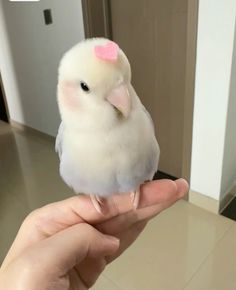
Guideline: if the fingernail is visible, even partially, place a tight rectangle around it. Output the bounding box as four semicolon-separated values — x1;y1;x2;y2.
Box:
175;178;189;197
176;178;186;182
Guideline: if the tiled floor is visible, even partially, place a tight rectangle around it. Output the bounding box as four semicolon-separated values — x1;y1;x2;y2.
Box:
0;121;236;290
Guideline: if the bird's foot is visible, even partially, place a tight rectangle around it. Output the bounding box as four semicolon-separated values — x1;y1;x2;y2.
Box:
90;194;104;214
130;188;140;209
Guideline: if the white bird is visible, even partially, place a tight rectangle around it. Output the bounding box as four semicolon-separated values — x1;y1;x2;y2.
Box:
56;38;160;213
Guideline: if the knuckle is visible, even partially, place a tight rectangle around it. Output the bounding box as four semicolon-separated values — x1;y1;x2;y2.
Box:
22;208;41;227
21;206;50;234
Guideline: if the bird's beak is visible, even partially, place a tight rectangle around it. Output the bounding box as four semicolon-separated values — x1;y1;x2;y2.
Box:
106;84;131;118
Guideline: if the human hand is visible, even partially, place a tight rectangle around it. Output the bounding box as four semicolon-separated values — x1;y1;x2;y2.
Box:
0;179;188;290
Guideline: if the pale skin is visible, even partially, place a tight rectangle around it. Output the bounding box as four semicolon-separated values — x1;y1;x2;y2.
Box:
0;179;188;290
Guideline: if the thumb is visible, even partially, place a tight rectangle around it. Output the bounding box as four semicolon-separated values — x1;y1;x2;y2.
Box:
29;223;119;274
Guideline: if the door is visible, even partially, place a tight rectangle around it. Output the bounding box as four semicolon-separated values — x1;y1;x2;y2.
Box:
0;74;9;123
82;0;197;181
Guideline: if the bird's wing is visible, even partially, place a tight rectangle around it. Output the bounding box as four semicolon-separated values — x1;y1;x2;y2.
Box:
141;104;155;133
55;122;64;159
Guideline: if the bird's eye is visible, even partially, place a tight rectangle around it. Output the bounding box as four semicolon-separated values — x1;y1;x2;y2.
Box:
80;81;90;92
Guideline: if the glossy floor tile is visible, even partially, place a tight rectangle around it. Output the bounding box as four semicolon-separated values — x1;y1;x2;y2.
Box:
91;275;121;290
0;121;236;290
0;121;74;262
184;224;236;290
104;200;233;290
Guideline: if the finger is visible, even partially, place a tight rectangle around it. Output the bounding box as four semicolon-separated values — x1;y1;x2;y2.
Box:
139;178;188;208
24;179;188;240
96;179;188;235
76;220;148;286
75;256;107;288
21;224;119;281
97;178;188;235
175;178;189;198
70;178;188;224
22;178;187;238
106;220;148;263
98;180;188;264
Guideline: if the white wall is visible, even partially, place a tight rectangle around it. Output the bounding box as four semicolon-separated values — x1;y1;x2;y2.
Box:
190;0;236;200
221;27;236;198
0;0;84;136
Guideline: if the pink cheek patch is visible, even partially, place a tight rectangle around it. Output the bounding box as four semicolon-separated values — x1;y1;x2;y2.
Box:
60;81;80;111
94;41;119;62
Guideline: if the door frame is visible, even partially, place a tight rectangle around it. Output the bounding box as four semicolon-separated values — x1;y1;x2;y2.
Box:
82;0;199;185
181;0;198;182
81;0;112;38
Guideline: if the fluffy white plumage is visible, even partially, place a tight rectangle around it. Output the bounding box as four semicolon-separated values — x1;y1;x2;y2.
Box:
56;38;160;199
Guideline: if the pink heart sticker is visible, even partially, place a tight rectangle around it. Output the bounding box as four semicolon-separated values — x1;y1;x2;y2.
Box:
94;41;119;62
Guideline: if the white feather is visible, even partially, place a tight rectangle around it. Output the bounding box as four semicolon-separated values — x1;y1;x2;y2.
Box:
55;122;64;159
56;38;160;197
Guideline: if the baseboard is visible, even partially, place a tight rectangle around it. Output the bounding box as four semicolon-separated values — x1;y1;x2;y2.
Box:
219;182;236;213
189;190;219;214
10;119;55;142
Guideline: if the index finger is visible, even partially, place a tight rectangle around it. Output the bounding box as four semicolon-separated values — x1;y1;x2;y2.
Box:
26;178;188;236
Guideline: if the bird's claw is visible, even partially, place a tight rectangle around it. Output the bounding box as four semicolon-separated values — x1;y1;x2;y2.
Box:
130;189;140;209
90;194;104;214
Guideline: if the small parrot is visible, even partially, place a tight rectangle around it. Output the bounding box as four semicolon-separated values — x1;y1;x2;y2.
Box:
56;38;160;212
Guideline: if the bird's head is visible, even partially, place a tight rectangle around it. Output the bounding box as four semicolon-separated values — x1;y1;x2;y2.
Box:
57;38;132;131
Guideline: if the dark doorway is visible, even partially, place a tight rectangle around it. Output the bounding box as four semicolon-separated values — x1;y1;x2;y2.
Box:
221;197;236;221
0;75;9;122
